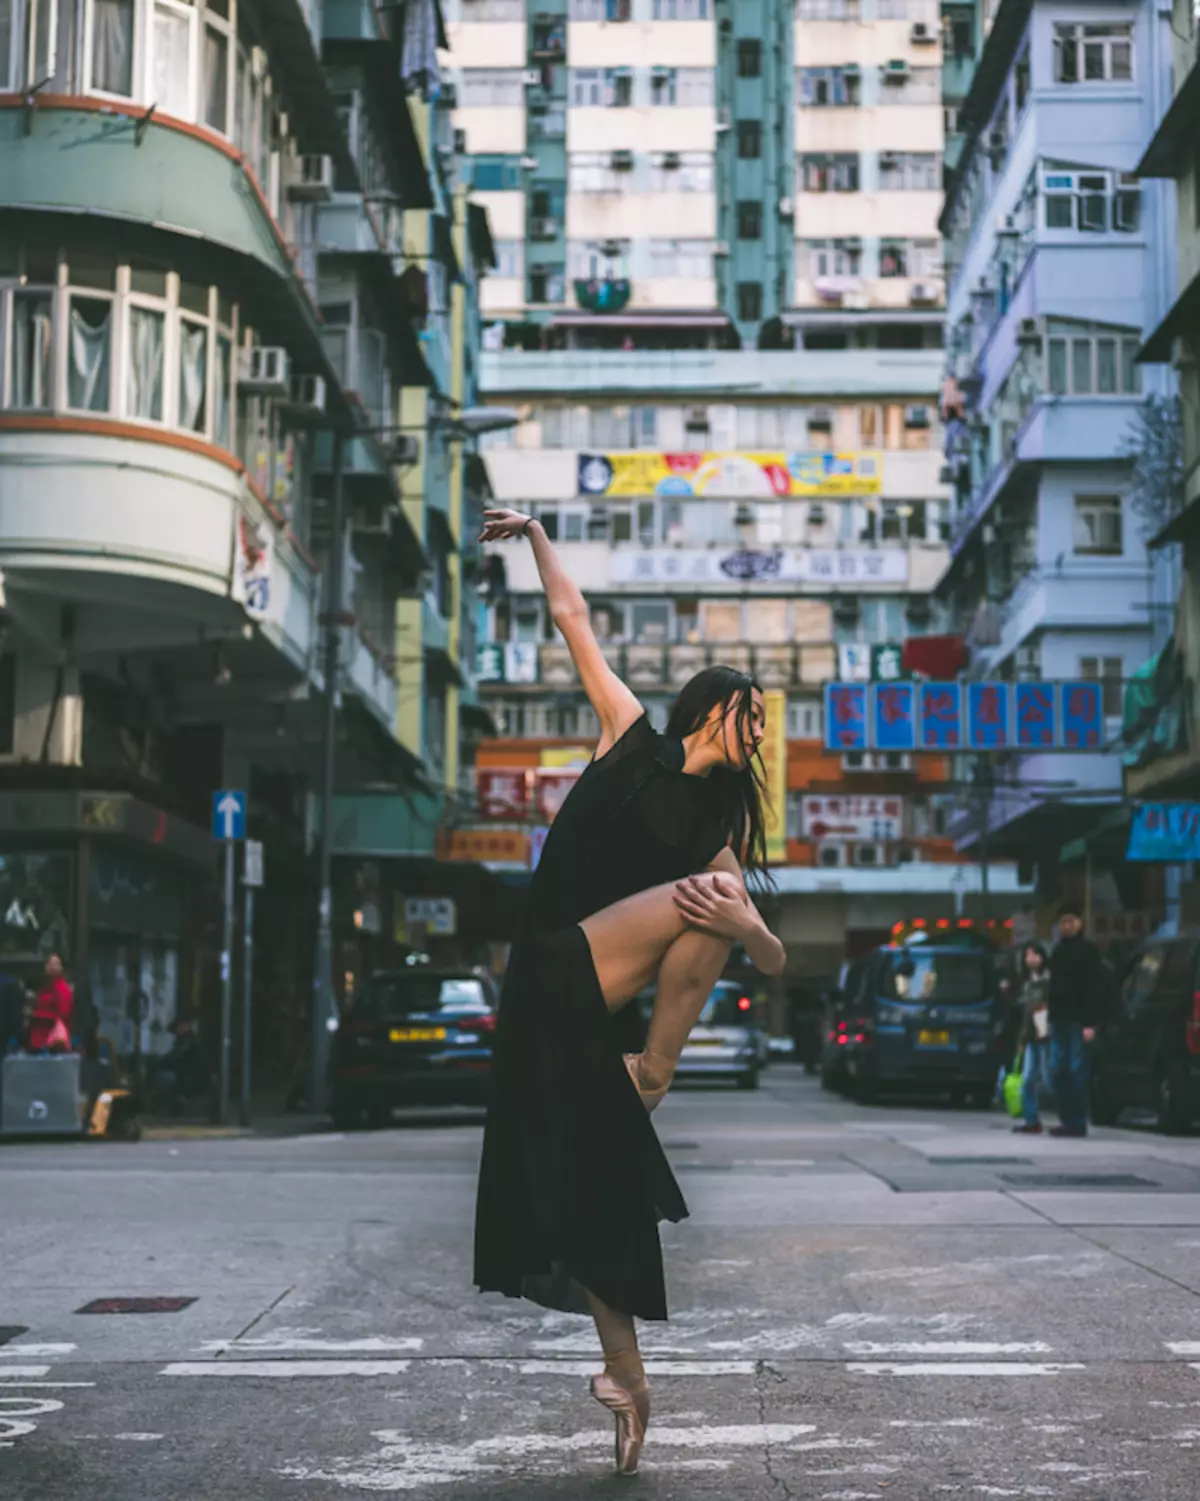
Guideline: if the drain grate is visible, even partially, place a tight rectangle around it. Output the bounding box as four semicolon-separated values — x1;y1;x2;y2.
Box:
77;1297;198;1315
1000;1172;1158;1190
0;1326;29;1346
929;1156;1033;1166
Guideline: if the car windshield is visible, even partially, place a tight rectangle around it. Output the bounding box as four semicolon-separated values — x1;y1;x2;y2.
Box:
881;952;991;1004
698;986;750;1027
352;976;489;1019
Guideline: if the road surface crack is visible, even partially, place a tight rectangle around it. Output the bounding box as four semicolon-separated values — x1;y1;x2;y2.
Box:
755;1358;795;1500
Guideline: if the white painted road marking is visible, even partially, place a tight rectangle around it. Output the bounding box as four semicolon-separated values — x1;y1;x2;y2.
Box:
201;1336;424;1355
0;1344;76;1358
0;1366;51;1379
164;1360;413;1378
1166;1343;1200;1356
843;1342;1054;1357
517;1360;756;1377
847;1362;1086;1377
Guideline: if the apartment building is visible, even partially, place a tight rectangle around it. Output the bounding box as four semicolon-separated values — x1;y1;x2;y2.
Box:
936;0;1175;883
441;0;1022;974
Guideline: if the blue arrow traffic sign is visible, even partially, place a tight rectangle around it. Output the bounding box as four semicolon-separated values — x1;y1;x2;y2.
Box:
212;789;247;842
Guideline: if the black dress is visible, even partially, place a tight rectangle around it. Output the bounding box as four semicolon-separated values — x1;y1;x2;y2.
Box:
474;713;729;1321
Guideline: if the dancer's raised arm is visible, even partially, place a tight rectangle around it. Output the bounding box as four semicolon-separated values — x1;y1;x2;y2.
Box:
481;509;641;751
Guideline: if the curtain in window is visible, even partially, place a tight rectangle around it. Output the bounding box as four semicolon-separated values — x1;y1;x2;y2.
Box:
204;24;228;131
216;335;232;449
179;320;208;433
0;0;12;91
91;0;134;95
12;293;54;408
126;307;165;420
153;0;193;118
68;298;112;412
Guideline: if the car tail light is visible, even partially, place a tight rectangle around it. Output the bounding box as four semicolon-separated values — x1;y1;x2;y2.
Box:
456;1013;498;1036
737;996;752;1013
1188;992;1200;1055
836;1034;849;1046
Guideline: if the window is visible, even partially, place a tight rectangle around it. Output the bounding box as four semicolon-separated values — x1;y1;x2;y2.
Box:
736;119;761;158
92;0;136;95
879;240;907;278
797;0;859;13
1073;496;1123;556
1014;44;1030;112
798;66;860;106
493;240;523;278
569;0;631;16
127;306;166;422
799;153;859;192
650;67;675;105
652;0;709;15
878;152;939;191
568;152;625;193
737;39;761;77
568;239;630;279
947;10;973;55
472;156;522;191
891;66;941;104
737;282;763;322
1079;655;1124;716
1046;322;1141;397
457;68;524;108
647;151;713;192
529;264;565;303
737;201;762;239
648;240;714;279
1053;22;1133;83
9;290;53;408
1041;167;1140;233
567;67;631;107
802;239;862;278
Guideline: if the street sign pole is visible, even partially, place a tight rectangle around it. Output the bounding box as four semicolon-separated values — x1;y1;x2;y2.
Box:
220;836;234;1126
241;839;263;1128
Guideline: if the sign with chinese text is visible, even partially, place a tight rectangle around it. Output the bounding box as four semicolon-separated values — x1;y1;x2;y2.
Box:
1014;683;1058;749
1126;804;1200;862
802;795;904;843
476;768;529;820
761;689;788;863
872;682;917;752
871;644;908;682
439;828;529;864
824;682;869;751
1061;681;1104;749
534;769;580;822
917;681;962;749
837;644;871;682
610;548;908;587
578;450;882;499
476;643;504;682
966;683;1011;749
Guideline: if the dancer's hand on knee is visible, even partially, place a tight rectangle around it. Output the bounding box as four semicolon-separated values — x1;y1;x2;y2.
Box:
673;874;753;941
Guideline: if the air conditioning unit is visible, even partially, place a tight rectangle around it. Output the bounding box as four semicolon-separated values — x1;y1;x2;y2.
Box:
904;404;932;428
715;107;731;132
285;373;327;416
852;842;888;868
285;154;334;202
807;503;827;526
714;241;731;256
389;434;420;465
843;291;869;310
1017;317;1041;345
733;502;755;527
684;406;709;430
808;407;834;431
238;345;290;396
842;752;867;772
880;151;900;170
910;20;935;43
883;58;909;80
878;751;912;771
909;281;939;305
987;129;1006;154
522;68;542;85
519;154;539;169
660;151;681;169
817;842;848;869
611;149;634;171
778;196;794;218
531;216;559;240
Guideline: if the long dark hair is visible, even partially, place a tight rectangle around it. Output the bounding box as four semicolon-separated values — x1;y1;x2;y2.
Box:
1020;941;1048;979
666;665;770;876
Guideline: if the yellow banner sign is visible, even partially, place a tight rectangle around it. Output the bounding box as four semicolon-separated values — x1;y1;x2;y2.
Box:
577;451;881;499
761;689;788;865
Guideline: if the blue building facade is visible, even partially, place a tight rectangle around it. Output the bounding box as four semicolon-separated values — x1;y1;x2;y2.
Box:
937;0;1176;857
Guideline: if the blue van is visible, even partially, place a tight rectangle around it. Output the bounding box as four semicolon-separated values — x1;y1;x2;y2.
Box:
843;937;1001;1106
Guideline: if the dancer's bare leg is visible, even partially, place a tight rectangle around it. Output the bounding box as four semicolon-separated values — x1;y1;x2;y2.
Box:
587;1288;649;1427
580;848;746;1097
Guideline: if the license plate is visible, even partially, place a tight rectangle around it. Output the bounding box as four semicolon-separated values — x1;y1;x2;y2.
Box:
688;1037;722;1047
389;1027;446;1043
917;1029;952;1048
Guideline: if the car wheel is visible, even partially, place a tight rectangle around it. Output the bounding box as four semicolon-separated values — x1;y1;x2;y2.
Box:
1089;1069;1121;1127
737;1069;760;1091
1154;1060;1193;1136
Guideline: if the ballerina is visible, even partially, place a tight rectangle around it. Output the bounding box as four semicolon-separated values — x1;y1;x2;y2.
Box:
473;508;785;1475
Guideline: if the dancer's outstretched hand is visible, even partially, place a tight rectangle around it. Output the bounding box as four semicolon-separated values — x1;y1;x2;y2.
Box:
673;873;753;941
480;508;534;542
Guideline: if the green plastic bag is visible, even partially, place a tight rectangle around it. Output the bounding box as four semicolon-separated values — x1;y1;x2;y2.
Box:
1002;1054;1024;1119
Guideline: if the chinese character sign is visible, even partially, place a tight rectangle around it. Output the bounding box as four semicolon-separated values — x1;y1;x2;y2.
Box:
918;682;962;750
1127;804;1200;862
872;683;917;751
871;644;907;682
1015;683;1057;749
824;683;868;750
1061;681;1104;749
966;683;1011;749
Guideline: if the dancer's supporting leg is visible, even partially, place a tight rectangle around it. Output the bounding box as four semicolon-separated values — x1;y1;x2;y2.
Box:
580;847;746;1101
586;1287;650;1472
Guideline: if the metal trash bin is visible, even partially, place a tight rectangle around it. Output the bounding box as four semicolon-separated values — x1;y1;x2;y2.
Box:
1;1053;84;1135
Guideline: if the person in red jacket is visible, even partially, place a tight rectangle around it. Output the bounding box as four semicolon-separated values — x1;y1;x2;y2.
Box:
29;953;74;1052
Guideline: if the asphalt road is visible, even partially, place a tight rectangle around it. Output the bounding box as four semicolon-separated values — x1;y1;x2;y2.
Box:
5;1064;1200;1499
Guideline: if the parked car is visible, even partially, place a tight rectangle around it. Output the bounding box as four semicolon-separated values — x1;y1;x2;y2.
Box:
1090;936;1200;1135
820;963;863;1095
636;979;764;1091
842;936;1000;1106
328;969;499;1129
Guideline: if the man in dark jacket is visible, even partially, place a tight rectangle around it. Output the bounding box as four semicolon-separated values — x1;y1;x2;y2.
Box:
1047;902;1110;1137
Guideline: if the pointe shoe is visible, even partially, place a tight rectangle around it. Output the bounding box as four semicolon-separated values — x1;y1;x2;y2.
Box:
591;1359;650;1475
623;1052;671;1114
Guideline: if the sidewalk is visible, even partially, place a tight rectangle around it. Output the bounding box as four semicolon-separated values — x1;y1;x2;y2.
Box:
140;1090;328;1142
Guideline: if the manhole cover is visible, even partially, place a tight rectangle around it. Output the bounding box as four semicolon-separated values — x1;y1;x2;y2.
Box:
0;1326;29;1346
1000;1173;1158;1190
77;1297;198;1315
929;1157;1033;1166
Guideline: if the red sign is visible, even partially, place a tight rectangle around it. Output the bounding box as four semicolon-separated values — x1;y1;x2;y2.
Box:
476;768;529;820
535;769;580;822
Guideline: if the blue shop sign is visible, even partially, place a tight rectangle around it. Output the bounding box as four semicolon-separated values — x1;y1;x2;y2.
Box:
1127;804;1200;862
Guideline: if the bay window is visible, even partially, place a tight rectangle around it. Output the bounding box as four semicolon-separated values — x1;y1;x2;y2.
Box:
11;291;54;409
68;296;114;412
1045;320;1141;397
90;0;135;94
127;305;166;421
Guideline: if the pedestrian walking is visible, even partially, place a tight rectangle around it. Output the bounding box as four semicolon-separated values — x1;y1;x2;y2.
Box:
1011;942;1053;1135
28;953;75;1052
1047;903;1109;1138
473;507;785;1475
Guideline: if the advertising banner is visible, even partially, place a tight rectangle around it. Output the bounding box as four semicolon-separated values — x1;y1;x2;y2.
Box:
231;511;274;621
761;688;788;864
1126;804;1200;862
824;683;869;751
872;682;918;752
578;451;882;499
610;548;908;587
801;795;904;843
825;681;1109;753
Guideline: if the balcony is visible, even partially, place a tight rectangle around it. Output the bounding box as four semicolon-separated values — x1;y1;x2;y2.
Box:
972;563;1153;676
574;278;633;315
